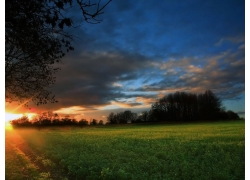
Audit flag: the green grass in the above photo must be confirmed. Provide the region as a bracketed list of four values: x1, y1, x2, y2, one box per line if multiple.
[6, 121, 245, 180]
[5, 131, 43, 180]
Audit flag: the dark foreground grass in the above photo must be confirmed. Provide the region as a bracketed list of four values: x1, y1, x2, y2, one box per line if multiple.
[6, 121, 245, 180]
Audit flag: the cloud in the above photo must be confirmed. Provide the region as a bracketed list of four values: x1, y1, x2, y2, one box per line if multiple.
[54, 106, 85, 114]
[135, 96, 156, 106]
[67, 0, 244, 59]
[29, 50, 153, 112]
[112, 101, 143, 108]
[113, 83, 123, 88]
[215, 34, 245, 46]
[136, 45, 245, 100]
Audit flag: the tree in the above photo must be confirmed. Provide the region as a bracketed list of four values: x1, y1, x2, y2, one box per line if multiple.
[151, 101, 167, 122]
[107, 112, 116, 124]
[78, 119, 88, 127]
[90, 119, 98, 125]
[98, 120, 104, 125]
[149, 90, 223, 122]
[5, 0, 112, 106]
[10, 115, 31, 127]
[62, 115, 72, 125]
[198, 90, 222, 120]
[226, 110, 240, 120]
[136, 111, 150, 122]
[107, 111, 138, 124]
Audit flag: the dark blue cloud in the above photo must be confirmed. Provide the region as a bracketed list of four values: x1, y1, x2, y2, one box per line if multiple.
[75, 0, 244, 58]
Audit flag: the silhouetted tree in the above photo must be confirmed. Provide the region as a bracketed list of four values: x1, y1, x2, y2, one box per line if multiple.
[6, 0, 112, 106]
[198, 90, 222, 120]
[107, 111, 138, 124]
[78, 119, 88, 127]
[98, 120, 104, 125]
[90, 119, 98, 125]
[135, 111, 149, 123]
[119, 111, 133, 123]
[151, 101, 167, 122]
[51, 113, 61, 125]
[107, 112, 117, 124]
[11, 115, 31, 127]
[149, 90, 224, 122]
[61, 115, 72, 125]
[226, 110, 240, 120]
[31, 112, 46, 130]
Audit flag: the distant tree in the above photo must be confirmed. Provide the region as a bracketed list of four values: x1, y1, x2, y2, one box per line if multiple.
[107, 112, 116, 124]
[120, 111, 131, 123]
[149, 90, 223, 122]
[134, 111, 149, 123]
[107, 111, 138, 124]
[131, 112, 138, 122]
[11, 115, 31, 127]
[61, 115, 73, 125]
[226, 110, 240, 120]
[78, 119, 88, 127]
[39, 112, 49, 122]
[51, 113, 61, 125]
[151, 101, 167, 122]
[90, 119, 98, 125]
[18, 115, 30, 123]
[30, 112, 47, 130]
[98, 120, 104, 125]
[6, 0, 112, 106]
[198, 90, 222, 120]
[71, 118, 77, 125]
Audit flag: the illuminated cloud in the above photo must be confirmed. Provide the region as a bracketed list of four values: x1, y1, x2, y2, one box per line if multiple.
[111, 101, 143, 108]
[113, 83, 123, 88]
[215, 34, 245, 46]
[54, 106, 86, 115]
[138, 45, 244, 100]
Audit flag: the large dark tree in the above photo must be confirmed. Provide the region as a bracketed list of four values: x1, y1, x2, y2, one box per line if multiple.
[5, 0, 111, 105]
[107, 111, 138, 124]
[197, 90, 222, 120]
[150, 90, 223, 122]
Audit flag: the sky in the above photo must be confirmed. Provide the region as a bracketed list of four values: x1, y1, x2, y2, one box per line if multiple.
[5, 0, 246, 121]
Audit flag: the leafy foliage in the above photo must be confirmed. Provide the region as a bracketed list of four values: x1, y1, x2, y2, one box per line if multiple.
[5, 0, 111, 106]
[107, 110, 137, 124]
[147, 90, 232, 122]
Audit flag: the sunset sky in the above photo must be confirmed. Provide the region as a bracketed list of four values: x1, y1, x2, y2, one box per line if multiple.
[5, 0, 246, 121]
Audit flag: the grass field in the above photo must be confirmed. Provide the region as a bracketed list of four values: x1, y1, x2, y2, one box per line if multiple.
[5, 121, 245, 180]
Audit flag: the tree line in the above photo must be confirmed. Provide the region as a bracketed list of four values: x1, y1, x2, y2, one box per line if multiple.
[10, 90, 241, 128]
[10, 111, 104, 129]
[107, 90, 241, 124]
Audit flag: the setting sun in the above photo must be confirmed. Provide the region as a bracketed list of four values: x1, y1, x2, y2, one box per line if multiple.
[5, 112, 37, 130]
[5, 112, 36, 122]
[5, 113, 23, 122]
[5, 122, 13, 130]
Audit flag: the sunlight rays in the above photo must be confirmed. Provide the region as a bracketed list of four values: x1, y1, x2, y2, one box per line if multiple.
[5, 113, 23, 122]
[5, 122, 13, 130]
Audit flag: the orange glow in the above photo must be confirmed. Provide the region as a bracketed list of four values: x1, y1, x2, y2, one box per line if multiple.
[5, 112, 37, 122]
[5, 122, 13, 130]
[5, 113, 23, 122]
[54, 106, 85, 114]
[26, 113, 36, 120]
